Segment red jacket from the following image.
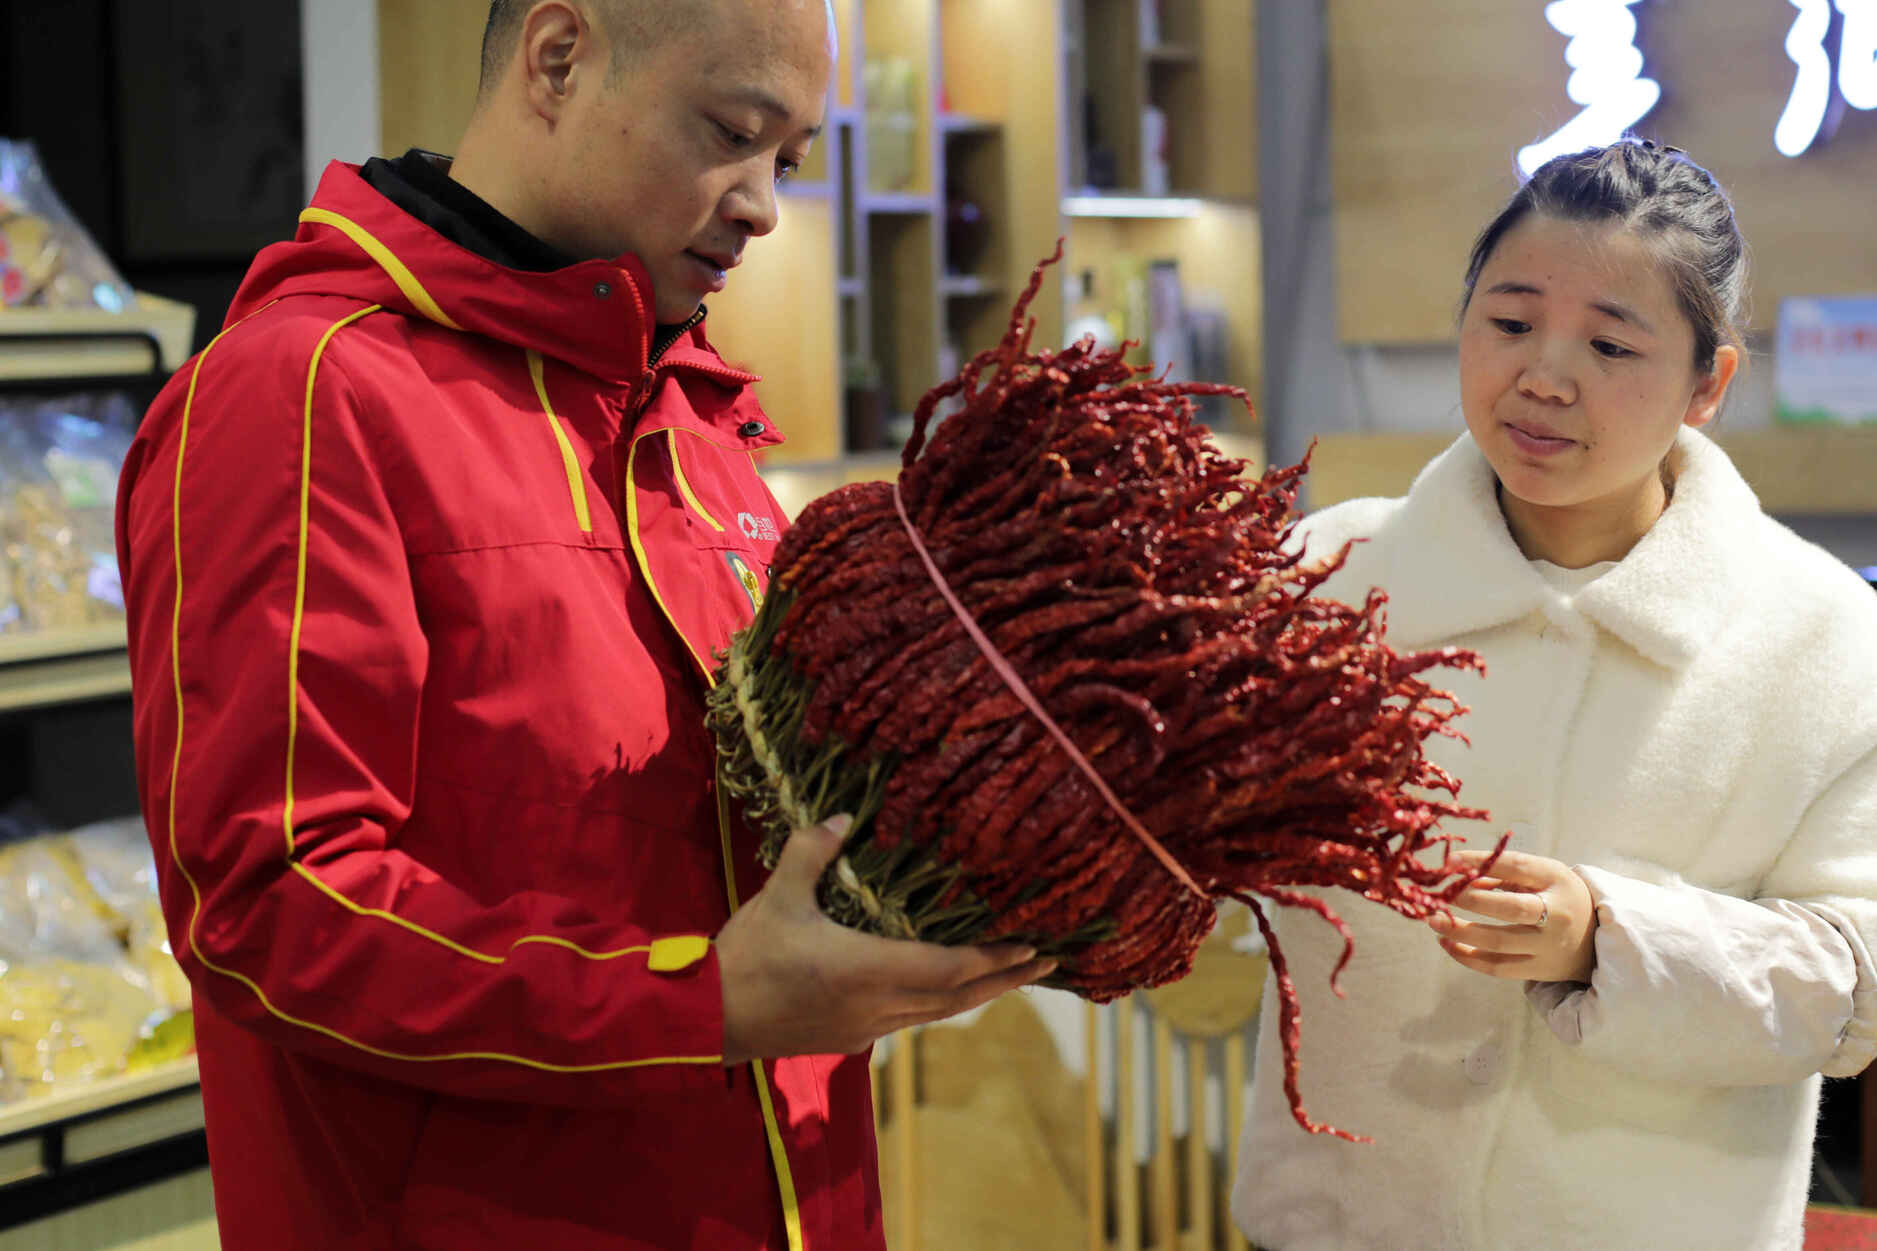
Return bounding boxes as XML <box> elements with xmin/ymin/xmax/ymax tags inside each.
<box><xmin>115</xmin><ymin>162</ymin><xmax>883</xmax><ymax>1251</ymax></box>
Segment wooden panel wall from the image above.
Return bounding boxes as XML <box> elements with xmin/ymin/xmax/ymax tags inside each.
<box><xmin>708</xmin><ymin>194</ymin><xmax>844</xmax><ymax>462</ymax></box>
<box><xmin>378</xmin><ymin>0</ymin><xmax>483</xmax><ymax>157</ymax></box>
<box><xmin>1331</xmin><ymin>3</ymin><xmax>1877</xmax><ymax>344</ymax></box>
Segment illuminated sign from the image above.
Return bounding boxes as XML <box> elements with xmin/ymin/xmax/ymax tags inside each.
<box><xmin>1778</xmin><ymin>0</ymin><xmax>1877</xmax><ymax>155</ymax></box>
<box><xmin>1520</xmin><ymin>0</ymin><xmax>1877</xmax><ymax>171</ymax></box>
<box><xmin>1519</xmin><ymin>0</ymin><xmax>1660</xmax><ymax>176</ymax></box>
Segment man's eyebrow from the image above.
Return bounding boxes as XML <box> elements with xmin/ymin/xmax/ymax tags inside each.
<box><xmin>1485</xmin><ymin>281</ymin><xmax>1542</xmax><ymax>297</ymax></box>
<box><xmin>732</xmin><ymin>88</ymin><xmax>821</xmax><ymax>137</ymax></box>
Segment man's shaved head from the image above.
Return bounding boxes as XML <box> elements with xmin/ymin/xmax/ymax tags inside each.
<box><xmin>478</xmin><ymin>1</ymin><xmax>834</xmax><ymax>98</ymax></box>
<box><xmin>478</xmin><ymin>1</ymin><xmax>683</xmax><ymax>97</ymax></box>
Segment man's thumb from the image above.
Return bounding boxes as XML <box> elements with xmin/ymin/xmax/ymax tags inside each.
<box><xmin>776</xmin><ymin>814</ymin><xmax>852</xmax><ymax>887</ymax></box>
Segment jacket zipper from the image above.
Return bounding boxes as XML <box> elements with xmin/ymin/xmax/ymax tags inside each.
<box><xmin>648</xmin><ymin>306</ymin><xmax>707</xmax><ymax>366</ymax></box>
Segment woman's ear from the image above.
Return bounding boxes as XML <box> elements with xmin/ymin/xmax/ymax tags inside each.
<box><xmin>1683</xmin><ymin>343</ymin><xmax>1740</xmax><ymax>430</ymax></box>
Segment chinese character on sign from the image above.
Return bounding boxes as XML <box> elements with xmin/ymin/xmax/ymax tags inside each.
<box><xmin>1777</xmin><ymin>0</ymin><xmax>1877</xmax><ymax>156</ymax></box>
<box><xmin>1521</xmin><ymin>1</ymin><xmax>1877</xmax><ymax>169</ymax></box>
<box><xmin>1519</xmin><ymin>0</ymin><xmax>1661</xmax><ymax>176</ymax></box>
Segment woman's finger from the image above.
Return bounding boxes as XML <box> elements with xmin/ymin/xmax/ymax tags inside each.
<box><xmin>1458</xmin><ymin>848</ymin><xmax>1555</xmax><ymax>890</ymax></box>
<box><xmin>1431</xmin><ymin>913</ymin><xmax>1536</xmax><ymax>954</ymax></box>
<box><xmin>1449</xmin><ymin>885</ymin><xmax>1548</xmax><ymax>927</ymax></box>
<box><xmin>1437</xmin><ymin>936</ymin><xmax>1533</xmax><ymax>977</ymax></box>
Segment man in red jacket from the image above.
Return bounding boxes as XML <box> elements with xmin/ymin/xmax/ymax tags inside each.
<box><xmin>113</xmin><ymin>2</ymin><xmax>1054</xmax><ymax>1247</ymax></box>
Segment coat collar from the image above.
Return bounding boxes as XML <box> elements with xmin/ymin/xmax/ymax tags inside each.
<box><xmin>1379</xmin><ymin>428</ymin><xmax>1760</xmax><ymax>668</ymax></box>
<box><xmin>226</xmin><ymin>162</ymin><xmax>760</xmax><ymax>398</ymax></box>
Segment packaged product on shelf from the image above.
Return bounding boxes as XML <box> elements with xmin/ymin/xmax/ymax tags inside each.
<box><xmin>0</xmin><ymin>452</ymin><xmax>16</xmax><ymax>634</ymax></box>
<box><xmin>0</xmin><ymin>814</ymin><xmax>192</xmax><ymax>1103</ymax></box>
<box><xmin>0</xmin><ymin>139</ymin><xmax>135</xmax><ymax>312</ymax></box>
<box><xmin>0</xmin><ymin>391</ymin><xmax>136</xmax><ymax>634</ymax></box>
<box><xmin>65</xmin><ymin>816</ymin><xmax>192</xmax><ymax>1015</ymax></box>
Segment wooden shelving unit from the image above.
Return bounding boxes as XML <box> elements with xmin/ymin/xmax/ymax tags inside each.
<box><xmin>375</xmin><ymin>0</ymin><xmax>1257</xmax><ymax>478</ymax></box>
<box><xmin>1069</xmin><ymin>0</ymin><xmax>1254</xmax><ymax>201</ymax></box>
<box><xmin>706</xmin><ymin>0</ymin><xmax>1075</xmax><ymax>462</ymax></box>
<box><xmin>1054</xmin><ymin>0</ymin><xmax>1263</xmax><ymax>431</ymax></box>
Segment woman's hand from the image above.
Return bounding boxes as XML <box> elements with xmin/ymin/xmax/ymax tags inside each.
<box><xmin>1428</xmin><ymin>849</ymin><xmax>1598</xmax><ymax>984</ymax></box>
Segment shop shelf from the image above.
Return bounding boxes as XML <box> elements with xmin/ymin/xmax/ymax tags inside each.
<box><xmin>861</xmin><ymin>190</ymin><xmax>940</xmax><ymax>216</ymax></box>
<box><xmin>1144</xmin><ymin>42</ymin><xmax>1201</xmax><ymax>65</ymax></box>
<box><xmin>939</xmin><ymin>274</ymin><xmax>1002</xmax><ymax>298</ymax></box>
<box><xmin>0</xmin><ymin>1058</ymin><xmax>201</xmax><ymax>1147</ymax></box>
<box><xmin>0</xmin><ymin>624</ymin><xmax>128</xmax><ymax>668</ymax></box>
<box><xmin>1061</xmin><ymin>192</ymin><xmax>1206</xmax><ymax>218</ymax></box>
<box><xmin>0</xmin><ymin>293</ymin><xmax>195</xmax><ymax>383</ymax></box>
<box><xmin>937</xmin><ymin>113</ymin><xmax>1000</xmax><ymax>137</ymax></box>
<box><xmin>0</xmin><ymin>642</ymin><xmax>134</xmax><ymax>710</ymax></box>
<box><xmin>0</xmin><ymin>1057</ymin><xmax>206</xmax><ymax>1235</ymax></box>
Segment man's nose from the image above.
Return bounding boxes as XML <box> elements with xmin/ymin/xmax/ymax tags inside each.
<box><xmin>728</xmin><ymin>161</ymin><xmax>780</xmax><ymax>238</ymax></box>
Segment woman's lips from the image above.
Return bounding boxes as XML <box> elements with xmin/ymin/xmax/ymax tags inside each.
<box><xmin>1504</xmin><ymin>421</ymin><xmax>1576</xmax><ymax>457</ymax></box>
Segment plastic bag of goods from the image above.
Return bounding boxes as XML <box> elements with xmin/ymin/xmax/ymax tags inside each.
<box><xmin>0</xmin><ymin>391</ymin><xmax>136</xmax><ymax>633</ymax></box>
<box><xmin>0</xmin><ymin>139</ymin><xmax>135</xmax><ymax>311</ymax></box>
<box><xmin>0</xmin><ymin>817</ymin><xmax>192</xmax><ymax>1103</ymax></box>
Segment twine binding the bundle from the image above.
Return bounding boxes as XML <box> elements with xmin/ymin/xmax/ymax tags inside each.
<box><xmin>890</xmin><ymin>480</ymin><xmax>1205</xmax><ymax>903</ymax></box>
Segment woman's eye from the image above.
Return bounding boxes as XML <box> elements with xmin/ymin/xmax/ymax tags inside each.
<box><xmin>1592</xmin><ymin>339</ymin><xmax>1634</xmax><ymax>359</ymax></box>
<box><xmin>775</xmin><ymin>157</ymin><xmax>801</xmax><ymax>183</ymax></box>
<box><xmin>715</xmin><ymin>121</ymin><xmax>755</xmax><ymax>150</ymax></box>
<box><xmin>1491</xmin><ymin>318</ymin><xmax>1530</xmax><ymax>335</ymax></box>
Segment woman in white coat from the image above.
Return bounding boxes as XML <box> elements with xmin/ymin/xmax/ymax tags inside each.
<box><xmin>1231</xmin><ymin>140</ymin><xmax>1877</xmax><ymax>1251</ymax></box>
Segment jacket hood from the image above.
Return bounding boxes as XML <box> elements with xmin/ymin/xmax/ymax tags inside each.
<box><xmin>227</xmin><ymin>161</ymin><xmax>753</xmax><ymax>390</ymax></box>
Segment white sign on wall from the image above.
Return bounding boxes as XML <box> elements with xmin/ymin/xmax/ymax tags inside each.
<box><xmin>1776</xmin><ymin>296</ymin><xmax>1877</xmax><ymax>424</ymax></box>
<box><xmin>1518</xmin><ymin>0</ymin><xmax>1877</xmax><ymax>174</ymax></box>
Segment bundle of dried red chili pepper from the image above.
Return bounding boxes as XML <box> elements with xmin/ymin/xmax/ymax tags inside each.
<box><xmin>706</xmin><ymin>248</ymin><xmax>1498</xmax><ymax>1138</ymax></box>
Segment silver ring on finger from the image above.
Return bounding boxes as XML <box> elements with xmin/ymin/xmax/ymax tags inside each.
<box><xmin>1534</xmin><ymin>898</ymin><xmax>1549</xmax><ymax>931</ymax></box>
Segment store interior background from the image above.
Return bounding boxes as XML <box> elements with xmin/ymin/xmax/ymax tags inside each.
<box><xmin>3</xmin><ymin>1</ymin><xmax>1877</xmax><ymax>1247</ymax></box>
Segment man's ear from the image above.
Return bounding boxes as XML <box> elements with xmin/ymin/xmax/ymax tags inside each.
<box><xmin>518</xmin><ymin>2</ymin><xmax>592</xmax><ymax>124</ymax></box>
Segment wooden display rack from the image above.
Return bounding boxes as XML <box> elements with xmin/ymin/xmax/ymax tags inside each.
<box><xmin>375</xmin><ymin>1</ymin><xmax>1260</xmax><ymax>479</ymax></box>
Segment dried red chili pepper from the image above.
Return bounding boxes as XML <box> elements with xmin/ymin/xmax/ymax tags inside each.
<box><xmin>705</xmin><ymin>244</ymin><xmax>1499</xmax><ymax>1140</ymax></box>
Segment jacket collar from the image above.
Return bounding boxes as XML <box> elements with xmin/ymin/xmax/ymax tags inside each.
<box><xmin>225</xmin><ymin>161</ymin><xmax>760</xmax><ymax>396</ymax></box>
<box><xmin>1381</xmin><ymin>428</ymin><xmax>1759</xmax><ymax>668</ymax></box>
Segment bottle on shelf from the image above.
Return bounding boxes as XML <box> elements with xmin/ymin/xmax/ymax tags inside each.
<box><xmin>1063</xmin><ymin>267</ymin><xmax>1121</xmax><ymax>352</ymax></box>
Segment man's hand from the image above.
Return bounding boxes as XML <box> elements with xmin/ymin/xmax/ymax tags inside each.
<box><xmin>1428</xmin><ymin>848</ymin><xmax>1598</xmax><ymax>984</ymax></box>
<box><xmin>716</xmin><ymin>816</ymin><xmax>1058</xmax><ymax>1065</ymax></box>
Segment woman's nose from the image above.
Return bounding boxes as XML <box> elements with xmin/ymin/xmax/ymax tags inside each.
<box><xmin>1516</xmin><ymin>346</ymin><xmax>1575</xmax><ymax>404</ymax></box>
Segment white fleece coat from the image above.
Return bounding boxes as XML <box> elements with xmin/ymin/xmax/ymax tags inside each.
<box><xmin>1231</xmin><ymin>428</ymin><xmax>1877</xmax><ymax>1251</ymax></box>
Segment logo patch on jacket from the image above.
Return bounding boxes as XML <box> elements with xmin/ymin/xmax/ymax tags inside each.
<box><xmin>737</xmin><ymin>511</ymin><xmax>780</xmax><ymax>542</ymax></box>
<box><xmin>724</xmin><ymin>552</ymin><xmax>764</xmax><ymax>611</ymax></box>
